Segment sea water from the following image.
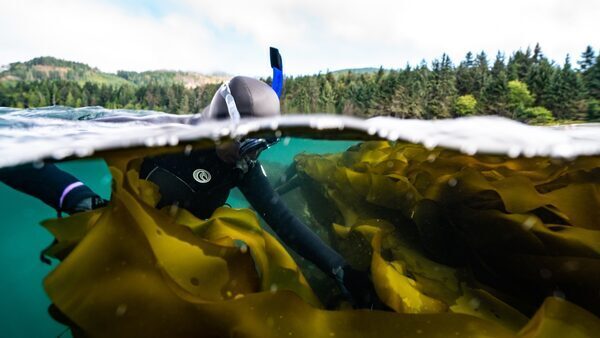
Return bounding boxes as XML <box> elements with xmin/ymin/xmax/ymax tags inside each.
<box><xmin>0</xmin><ymin>107</ymin><xmax>599</xmax><ymax>337</ymax></box>
<box><xmin>0</xmin><ymin>134</ymin><xmax>356</xmax><ymax>337</ymax></box>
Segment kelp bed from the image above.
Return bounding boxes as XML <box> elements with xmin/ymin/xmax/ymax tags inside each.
<box><xmin>41</xmin><ymin>141</ymin><xmax>599</xmax><ymax>338</ymax></box>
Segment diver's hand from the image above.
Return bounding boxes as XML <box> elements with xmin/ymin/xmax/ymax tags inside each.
<box><xmin>335</xmin><ymin>265</ymin><xmax>388</xmax><ymax>310</ymax></box>
<box><xmin>66</xmin><ymin>196</ymin><xmax>109</xmax><ymax>215</ymax></box>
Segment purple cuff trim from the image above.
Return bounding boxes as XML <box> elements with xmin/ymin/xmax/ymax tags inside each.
<box><xmin>59</xmin><ymin>182</ymin><xmax>84</xmax><ymax>210</ymax></box>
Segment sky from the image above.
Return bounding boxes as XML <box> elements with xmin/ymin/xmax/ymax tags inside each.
<box><xmin>0</xmin><ymin>0</ymin><xmax>599</xmax><ymax>77</ymax></box>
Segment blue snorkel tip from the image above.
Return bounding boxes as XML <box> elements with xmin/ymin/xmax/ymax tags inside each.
<box><xmin>270</xmin><ymin>47</ymin><xmax>283</xmax><ymax>98</ymax></box>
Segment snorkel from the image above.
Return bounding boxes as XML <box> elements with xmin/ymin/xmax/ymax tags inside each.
<box><xmin>270</xmin><ymin>47</ymin><xmax>283</xmax><ymax>98</ymax></box>
<box><xmin>213</xmin><ymin>47</ymin><xmax>283</xmax><ymax>166</ymax></box>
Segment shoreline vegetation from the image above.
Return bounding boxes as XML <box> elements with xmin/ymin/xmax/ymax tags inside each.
<box><xmin>1</xmin><ymin>44</ymin><xmax>599</xmax><ymax>124</ymax></box>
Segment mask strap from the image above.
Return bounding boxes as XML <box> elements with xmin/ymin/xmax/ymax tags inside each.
<box><xmin>219</xmin><ymin>82</ymin><xmax>241</xmax><ymax>124</ymax></box>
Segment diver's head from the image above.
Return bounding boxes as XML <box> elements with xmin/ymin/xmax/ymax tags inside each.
<box><xmin>206</xmin><ymin>76</ymin><xmax>281</xmax><ymax>164</ymax></box>
<box><xmin>204</xmin><ymin>76</ymin><xmax>280</xmax><ymax>121</ymax></box>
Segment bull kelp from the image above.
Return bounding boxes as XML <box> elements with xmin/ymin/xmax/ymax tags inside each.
<box><xmin>35</xmin><ymin>140</ymin><xmax>599</xmax><ymax>338</ymax></box>
<box><xmin>291</xmin><ymin>140</ymin><xmax>600</xmax><ymax>336</ymax></box>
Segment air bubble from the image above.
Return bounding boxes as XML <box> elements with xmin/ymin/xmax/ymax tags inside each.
<box><xmin>75</xmin><ymin>147</ymin><xmax>94</xmax><ymax>157</ymax></box>
<box><xmin>461</xmin><ymin>144</ymin><xmax>478</xmax><ymax>156</ymax></box>
<box><xmin>448</xmin><ymin>178</ymin><xmax>458</xmax><ymax>187</ymax></box>
<box><xmin>522</xmin><ymin>217</ymin><xmax>537</xmax><ymax>230</ymax></box>
<box><xmin>523</xmin><ymin>147</ymin><xmax>537</xmax><ymax>158</ymax></box>
<box><xmin>115</xmin><ymin>304</ymin><xmax>127</xmax><ymax>317</ymax></box>
<box><xmin>184</xmin><ymin>145</ymin><xmax>193</xmax><ymax>155</ymax></box>
<box><xmin>424</xmin><ymin>139</ymin><xmax>437</xmax><ymax>150</ymax></box>
<box><xmin>155</xmin><ymin>136</ymin><xmax>168</xmax><ymax>146</ymax></box>
<box><xmin>468</xmin><ymin>298</ymin><xmax>480</xmax><ymax>310</ymax></box>
<box><xmin>275</xmin><ymin>130</ymin><xmax>282</xmax><ymax>138</ymax></box>
<box><xmin>508</xmin><ymin>146</ymin><xmax>521</xmax><ymax>158</ymax></box>
<box><xmin>52</xmin><ymin>148</ymin><xmax>73</xmax><ymax>160</ymax></box>
<box><xmin>270</xmin><ymin>284</ymin><xmax>278</xmax><ymax>293</ymax></box>
<box><xmin>168</xmin><ymin>135</ymin><xmax>179</xmax><ymax>146</ymax></box>
<box><xmin>144</xmin><ymin>137</ymin><xmax>155</xmax><ymax>147</ymax></box>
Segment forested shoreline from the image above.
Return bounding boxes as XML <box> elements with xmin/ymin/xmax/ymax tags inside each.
<box><xmin>1</xmin><ymin>44</ymin><xmax>599</xmax><ymax>123</ymax></box>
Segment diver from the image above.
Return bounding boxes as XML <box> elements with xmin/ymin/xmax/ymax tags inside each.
<box><xmin>0</xmin><ymin>49</ymin><xmax>382</xmax><ymax>310</ymax></box>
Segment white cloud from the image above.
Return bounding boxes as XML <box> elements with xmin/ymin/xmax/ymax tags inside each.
<box><xmin>1</xmin><ymin>0</ymin><xmax>599</xmax><ymax>75</ymax></box>
<box><xmin>175</xmin><ymin>0</ymin><xmax>600</xmax><ymax>73</ymax></box>
<box><xmin>0</xmin><ymin>0</ymin><xmax>219</xmax><ymax>73</ymax></box>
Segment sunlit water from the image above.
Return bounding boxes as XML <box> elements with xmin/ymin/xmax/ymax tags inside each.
<box><xmin>0</xmin><ymin>107</ymin><xmax>599</xmax><ymax>337</ymax></box>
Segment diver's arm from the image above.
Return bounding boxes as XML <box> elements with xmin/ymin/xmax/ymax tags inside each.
<box><xmin>238</xmin><ymin>162</ymin><xmax>346</xmax><ymax>277</ymax></box>
<box><xmin>0</xmin><ymin>163</ymin><xmax>98</xmax><ymax>214</ymax></box>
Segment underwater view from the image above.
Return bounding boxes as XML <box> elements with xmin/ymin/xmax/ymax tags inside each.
<box><xmin>0</xmin><ymin>107</ymin><xmax>599</xmax><ymax>337</ymax></box>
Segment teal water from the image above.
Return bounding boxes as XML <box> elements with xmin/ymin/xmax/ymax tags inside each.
<box><xmin>0</xmin><ymin>137</ymin><xmax>356</xmax><ymax>337</ymax></box>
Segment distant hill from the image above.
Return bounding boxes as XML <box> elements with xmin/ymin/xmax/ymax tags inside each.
<box><xmin>116</xmin><ymin>70</ymin><xmax>230</xmax><ymax>88</ymax></box>
<box><xmin>329</xmin><ymin>67</ymin><xmax>385</xmax><ymax>75</ymax></box>
<box><xmin>0</xmin><ymin>56</ymin><xmax>229</xmax><ymax>88</ymax></box>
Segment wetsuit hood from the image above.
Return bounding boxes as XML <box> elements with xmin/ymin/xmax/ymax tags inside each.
<box><xmin>204</xmin><ymin>76</ymin><xmax>280</xmax><ymax>120</ymax></box>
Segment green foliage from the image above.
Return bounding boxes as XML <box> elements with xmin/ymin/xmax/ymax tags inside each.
<box><xmin>480</xmin><ymin>52</ymin><xmax>509</xmax><ymax>116</ymax></box>
<box><xmin>517</xmin><ymin>106</ymin><xmax>554</xmax><ymax>124</ymax></box>
<box><xmin>585</xmin><ymin>54</ymin><xmax>600</xmax><ymax>100</ymax></box>
<box><xmin>454</xmin><ymin>94</ymin><xmax>477</xmax><ymax>116</ymax></box>
<box><xmin>507</xmin><ymin>48</ymin><xmax>533</xmax><ymax>81</ymax></box>
<box><xmin>588</xmin><ymin>99</ymin><xmax>600</xmax><ymax>121</ymax></box>
<box><xmin>507</xmin><ymin>80</ymin><xmax>534</xmax><ymax>114</ymax></box>
<box><xmin>456</xmin><ymin>52</ymin><xmax>478</xmax><ymax>95</ymax></box>
<box><xmin>578</xmin><ymin>46</ymin><xmax>595</xmax><ymax>72</ymax></box>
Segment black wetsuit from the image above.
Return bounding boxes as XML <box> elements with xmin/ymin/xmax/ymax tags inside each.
<box><xmin>0</xmin><ymin>151</ymin><xmax>345</xmax><ymax>277</ymax></box>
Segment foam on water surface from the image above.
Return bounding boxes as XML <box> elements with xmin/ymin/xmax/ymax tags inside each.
<box><xmin>1</xmin><ymin>106</ymin><xmax>599</xmax><ymax>168</ymax></box>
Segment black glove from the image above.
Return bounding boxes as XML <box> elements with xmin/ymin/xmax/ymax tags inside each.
<box><xmin>65</xmin><ymin>195</ymin><xmax>109</xmax><ymax>215</ymax></box>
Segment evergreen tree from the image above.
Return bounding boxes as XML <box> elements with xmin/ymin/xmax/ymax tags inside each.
<box><xmin>65</xmin><ymin>91</ymin><xmax>76</xmax><ymax>107</ymax></box>
<box><xmin>473</xmin><ymin>51</ymin><xmax>489</xmax><ymax>97</ymax></box>
<box><xmin>507</xmin><ymin>48</ymin><xmax>532</xmax><ymax>81</ymax></box>
<box><xmin>480</xmin><ymin>52</ymin><xmax>509</xmax><ymax>116</ymax></box>
<box><xmin>532</xmin><ymin>43</ymin><xmax>543</xmax><ymax>63</ymax></box>
<box><xmin>547</xmin><ymin>56</ymin><xmax>585</xmax><ymax>119</ymax></box>
<box><xmin>585</xmin><ymin>54</ymin><xmax>600</xmax><ymax>100</ymax></box>
<box><xmin>425</xmin><ymin>54</ymin><xmax>456</xmax><ymax>118</ymax></box>
<box><xmin>178</xmin><ymin>93</ymin><xmax>190</xmax><ymax>114</ymax></box>
<box><xmin>578</xmin><ymin>46</ymin><xmax>595</xmax><ymax>72</ymax></box>
<box><xmin>318</xmin><ymin>75</ymin><xmax>336</xmax><ymax>113</ymax></box>
<box><xmin>456</xmin><ymin>52</ymin><xmax>478</xmax><ymax>95</ymax></box>
<box><xmin>526</xmin><ymin>58</ymin><xmax>555</xmax><ymax>107</ymax></box>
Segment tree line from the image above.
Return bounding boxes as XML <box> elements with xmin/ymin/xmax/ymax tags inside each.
<box><xmin>0</xmin><ymin>80</ymin><xmax>221</xmax><ymax>114</ymax></box>
<box><xmin>282</xmin><ymin>44</ymin><xmax>600</xmax><ymax>123</ymax></box>
<box><xmin>1</xmin><ymin>44</ymin><xmax>599</xmax><ymax>123</ymax></box>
